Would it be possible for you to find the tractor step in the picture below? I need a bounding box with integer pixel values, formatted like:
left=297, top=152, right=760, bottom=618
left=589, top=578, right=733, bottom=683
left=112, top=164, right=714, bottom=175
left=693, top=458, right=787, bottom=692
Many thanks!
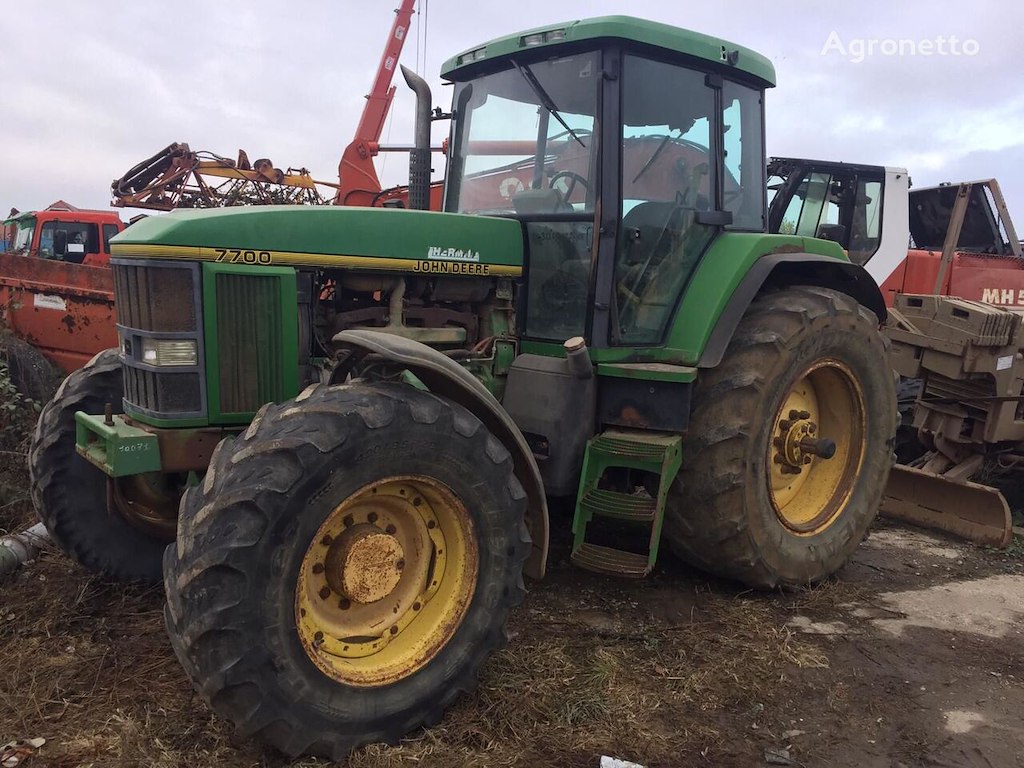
left=572, top=542, right=651, bottom=578
left=579, top=488, right=657, bottom=522
left=571, top=429, right=683, bottom=578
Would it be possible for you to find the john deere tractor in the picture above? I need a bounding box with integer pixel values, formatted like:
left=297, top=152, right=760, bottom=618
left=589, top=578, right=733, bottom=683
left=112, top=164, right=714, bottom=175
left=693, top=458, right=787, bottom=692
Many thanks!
left=30, top=16, right=896, bottom=758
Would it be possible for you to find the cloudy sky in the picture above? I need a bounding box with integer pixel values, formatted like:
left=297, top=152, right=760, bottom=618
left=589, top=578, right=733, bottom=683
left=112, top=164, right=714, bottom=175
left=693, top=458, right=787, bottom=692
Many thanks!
left=2, top=0, right=1021, bottom=219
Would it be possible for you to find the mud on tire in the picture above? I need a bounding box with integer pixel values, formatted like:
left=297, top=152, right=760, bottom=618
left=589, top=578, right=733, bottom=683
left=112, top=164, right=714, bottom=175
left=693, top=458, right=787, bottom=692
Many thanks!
left=163, top=382, right=530, bottom=759
left=664, top=286, right=897, bottom=589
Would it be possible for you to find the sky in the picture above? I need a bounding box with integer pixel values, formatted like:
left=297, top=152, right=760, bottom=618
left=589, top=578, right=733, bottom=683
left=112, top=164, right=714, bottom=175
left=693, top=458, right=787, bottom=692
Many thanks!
left=1, top=0, right=1021, bottom=221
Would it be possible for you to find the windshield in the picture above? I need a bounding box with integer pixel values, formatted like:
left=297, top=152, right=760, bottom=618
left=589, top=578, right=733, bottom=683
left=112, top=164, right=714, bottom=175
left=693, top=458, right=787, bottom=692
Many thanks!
left=447, top=51, right=599, bottom=215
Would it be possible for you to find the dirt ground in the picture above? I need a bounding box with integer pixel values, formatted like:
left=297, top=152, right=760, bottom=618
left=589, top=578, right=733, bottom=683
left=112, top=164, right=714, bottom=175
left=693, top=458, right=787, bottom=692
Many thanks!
left=2, top=463, right=1022, bottom=768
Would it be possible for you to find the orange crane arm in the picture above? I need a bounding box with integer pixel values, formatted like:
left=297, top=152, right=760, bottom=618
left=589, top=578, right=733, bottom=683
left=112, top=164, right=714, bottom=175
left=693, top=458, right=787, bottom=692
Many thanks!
left=334, top=0, right=417, bottom=206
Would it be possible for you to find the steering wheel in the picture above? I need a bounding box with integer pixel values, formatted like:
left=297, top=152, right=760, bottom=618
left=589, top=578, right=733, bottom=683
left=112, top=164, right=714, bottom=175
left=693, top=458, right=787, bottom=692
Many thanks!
left=548, top=171, right=591, bottom=201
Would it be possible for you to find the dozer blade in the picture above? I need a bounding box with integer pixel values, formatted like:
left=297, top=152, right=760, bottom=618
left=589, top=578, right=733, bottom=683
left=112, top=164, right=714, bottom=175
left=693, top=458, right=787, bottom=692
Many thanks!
left=880, top=464, right=1013, bottom=548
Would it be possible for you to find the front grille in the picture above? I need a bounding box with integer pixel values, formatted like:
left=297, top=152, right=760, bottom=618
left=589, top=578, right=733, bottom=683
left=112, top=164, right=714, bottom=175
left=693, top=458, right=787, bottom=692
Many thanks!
left=124, top=367, right=203, bottom=414
left=112, top=259, right=205, bottom=419
left=215, top=272, right=285, bottom=414
left=113, top=262, right=197, bottom=332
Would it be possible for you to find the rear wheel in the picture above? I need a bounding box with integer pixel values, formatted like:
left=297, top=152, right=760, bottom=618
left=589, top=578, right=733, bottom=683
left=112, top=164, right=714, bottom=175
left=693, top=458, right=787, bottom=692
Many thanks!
left=664, top=286, right=896, bottom=588
left=29, top=349, right=175, bottom=582
left=163, top=382, right=529, bottom=759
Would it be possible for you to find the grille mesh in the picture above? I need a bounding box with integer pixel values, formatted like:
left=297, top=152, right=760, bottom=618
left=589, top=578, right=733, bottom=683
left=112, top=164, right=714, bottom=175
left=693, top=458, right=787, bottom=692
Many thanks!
left=215, top=273, right=284, bottom=414
left=113, top=263, right=196, bottom=332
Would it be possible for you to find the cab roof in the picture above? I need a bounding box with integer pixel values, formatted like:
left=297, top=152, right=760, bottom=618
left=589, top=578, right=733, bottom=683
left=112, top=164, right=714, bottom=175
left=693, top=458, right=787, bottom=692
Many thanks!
left=441, top=15, right=775, bottom=87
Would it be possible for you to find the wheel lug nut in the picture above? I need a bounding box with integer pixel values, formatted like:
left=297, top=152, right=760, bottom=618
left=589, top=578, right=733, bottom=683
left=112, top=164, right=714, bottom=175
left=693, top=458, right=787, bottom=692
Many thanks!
left=779, top=419, right=793, bottom=431
left=319, top=586, right=331, bottom=600
left=368, top=512, right=378, bottom=523
left=313, top=631, right=324, bottom=646
left=339, top=598, right=351, bottom=610
left=385, top=524, right=397, bottom=535
left=413, top=602, right=421, bottom=611
left=389, top=625, right=399, bottom=635
left=772, top=437, right=785, bottom=449
left=342, top=515, right=354, bottom=528
left=312, top=563, right=325, bottom=574
left=321, top=534, right=333, bottom=546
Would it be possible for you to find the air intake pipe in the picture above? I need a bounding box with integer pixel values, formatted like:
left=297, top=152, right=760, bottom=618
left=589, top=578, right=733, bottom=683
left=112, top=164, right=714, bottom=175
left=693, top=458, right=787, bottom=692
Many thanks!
left=401, top=65, right=432, bottom=211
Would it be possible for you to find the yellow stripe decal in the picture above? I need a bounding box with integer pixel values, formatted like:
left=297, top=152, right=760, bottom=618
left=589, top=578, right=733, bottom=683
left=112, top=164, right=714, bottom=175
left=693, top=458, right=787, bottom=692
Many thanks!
left=110, top=243, right=522, bottom=277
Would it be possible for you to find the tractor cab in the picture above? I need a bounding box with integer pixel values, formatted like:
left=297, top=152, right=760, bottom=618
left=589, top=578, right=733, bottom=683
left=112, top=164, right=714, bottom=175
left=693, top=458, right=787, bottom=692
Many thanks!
left=766, top=157, right=910, bottom=291
left=441, top=18, right=773, bottom=348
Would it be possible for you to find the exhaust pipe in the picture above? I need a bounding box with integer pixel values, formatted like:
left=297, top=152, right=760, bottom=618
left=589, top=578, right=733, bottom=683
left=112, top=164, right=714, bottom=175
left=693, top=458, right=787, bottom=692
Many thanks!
left=401, top=65, right=432, bottom=211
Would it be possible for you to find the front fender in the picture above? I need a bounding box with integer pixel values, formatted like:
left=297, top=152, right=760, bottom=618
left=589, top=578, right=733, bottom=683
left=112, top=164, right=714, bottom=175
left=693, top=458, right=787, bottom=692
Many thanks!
left=332, top=329, right=549, bottom=579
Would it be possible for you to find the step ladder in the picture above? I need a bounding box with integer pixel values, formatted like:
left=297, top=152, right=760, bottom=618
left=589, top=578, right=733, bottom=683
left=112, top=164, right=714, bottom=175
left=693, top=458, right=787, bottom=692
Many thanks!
left=570, top=429, right=683, bottom=578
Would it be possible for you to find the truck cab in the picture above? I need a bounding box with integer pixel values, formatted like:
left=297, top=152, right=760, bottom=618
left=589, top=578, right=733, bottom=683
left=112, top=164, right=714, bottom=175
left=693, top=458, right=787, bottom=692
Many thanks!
left=3, top=203, right=124, bottom=266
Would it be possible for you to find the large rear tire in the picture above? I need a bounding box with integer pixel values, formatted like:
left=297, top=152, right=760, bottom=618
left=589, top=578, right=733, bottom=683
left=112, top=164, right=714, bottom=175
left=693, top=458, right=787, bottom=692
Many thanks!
left=664, top=286, right=896, bottom=588
left=29, top=349, right=171, bottom=582
left=163, top=382, right=530, bottom=759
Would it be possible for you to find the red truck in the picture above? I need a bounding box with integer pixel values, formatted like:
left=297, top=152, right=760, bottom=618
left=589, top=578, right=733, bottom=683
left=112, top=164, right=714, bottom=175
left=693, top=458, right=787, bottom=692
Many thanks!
left=0, top=203, right=124, bottom=397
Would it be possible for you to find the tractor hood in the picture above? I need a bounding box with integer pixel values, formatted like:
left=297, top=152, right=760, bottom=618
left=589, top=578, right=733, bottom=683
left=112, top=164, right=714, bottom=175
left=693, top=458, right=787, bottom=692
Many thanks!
left=110, top=206, right=524, bottom=277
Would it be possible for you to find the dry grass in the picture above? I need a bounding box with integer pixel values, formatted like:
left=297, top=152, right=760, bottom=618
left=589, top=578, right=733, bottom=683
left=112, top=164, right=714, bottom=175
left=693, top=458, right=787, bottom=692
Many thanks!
left=0, top=547, right=841, bottom=768
left=0, top=352, right=42, bottom=536
left=0, top=379, right=847, bottom=768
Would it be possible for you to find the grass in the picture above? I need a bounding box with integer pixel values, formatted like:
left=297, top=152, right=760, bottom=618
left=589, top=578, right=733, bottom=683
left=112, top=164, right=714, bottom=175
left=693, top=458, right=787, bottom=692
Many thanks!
left=0, top=545, right=842, bottom=768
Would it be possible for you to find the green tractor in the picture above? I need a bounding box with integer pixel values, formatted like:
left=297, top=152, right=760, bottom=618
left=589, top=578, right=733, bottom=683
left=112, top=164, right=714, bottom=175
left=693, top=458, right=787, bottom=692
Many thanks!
left=30, top=16, right=896, bottom=758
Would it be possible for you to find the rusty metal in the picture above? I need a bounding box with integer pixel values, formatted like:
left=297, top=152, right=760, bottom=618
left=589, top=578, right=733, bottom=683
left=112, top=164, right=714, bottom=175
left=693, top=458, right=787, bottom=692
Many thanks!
left=142, top=422, right=232, bottom=473
left=109, top=474, right=179, bottom=540
left=111, top=143, right=338, bottom=211
left=880, top=464, right=1013, bottom=548
left=0, top=249, right=116, bottom=374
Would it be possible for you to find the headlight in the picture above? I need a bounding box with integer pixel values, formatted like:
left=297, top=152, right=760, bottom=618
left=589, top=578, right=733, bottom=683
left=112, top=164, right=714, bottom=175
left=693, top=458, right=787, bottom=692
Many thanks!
left=140, top=338, right=198, bottom=367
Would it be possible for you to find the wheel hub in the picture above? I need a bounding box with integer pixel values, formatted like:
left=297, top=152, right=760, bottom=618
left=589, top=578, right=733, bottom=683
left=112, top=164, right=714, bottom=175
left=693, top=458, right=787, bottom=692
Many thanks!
left=295, top=476, right=478, bottom=687
left=325, top=524, right=405, bottom=604
left=766, top=361, right=866, bottom=535
left=773, top=410, right=837, bottom=474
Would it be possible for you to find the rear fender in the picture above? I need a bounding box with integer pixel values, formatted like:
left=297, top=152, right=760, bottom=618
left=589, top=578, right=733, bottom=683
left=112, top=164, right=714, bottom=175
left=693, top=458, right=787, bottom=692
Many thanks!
left=698, top=253, right=887, bottom=368
left=332, top=329, right=549, bottom=579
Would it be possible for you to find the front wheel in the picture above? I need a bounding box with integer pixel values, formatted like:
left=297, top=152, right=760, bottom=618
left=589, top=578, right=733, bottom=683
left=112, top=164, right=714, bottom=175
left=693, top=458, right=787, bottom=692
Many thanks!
left=29, top=349, right=174, bottom=582
left=163, top=382, right=530, bottom=759
left=664, top=286, right=896, bottom=588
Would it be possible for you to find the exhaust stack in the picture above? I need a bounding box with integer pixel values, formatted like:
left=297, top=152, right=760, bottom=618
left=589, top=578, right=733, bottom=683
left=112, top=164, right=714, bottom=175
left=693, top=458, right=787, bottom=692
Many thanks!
left=401, top=65, right=432, bottom=211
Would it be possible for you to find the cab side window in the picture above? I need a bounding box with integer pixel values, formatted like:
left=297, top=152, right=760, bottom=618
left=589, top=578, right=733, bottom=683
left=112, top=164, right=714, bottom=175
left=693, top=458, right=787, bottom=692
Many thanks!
left=102, top=224, right=120, bottom=253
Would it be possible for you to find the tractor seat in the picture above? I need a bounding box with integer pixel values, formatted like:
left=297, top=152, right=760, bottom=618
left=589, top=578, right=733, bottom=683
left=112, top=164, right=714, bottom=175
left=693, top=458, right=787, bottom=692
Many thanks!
left=620, top=201, right=686, bottom=268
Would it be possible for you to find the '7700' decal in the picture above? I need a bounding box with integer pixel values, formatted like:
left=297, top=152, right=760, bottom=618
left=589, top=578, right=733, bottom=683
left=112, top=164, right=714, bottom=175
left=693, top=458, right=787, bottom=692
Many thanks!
left=214, top=248, right=273, bottom=264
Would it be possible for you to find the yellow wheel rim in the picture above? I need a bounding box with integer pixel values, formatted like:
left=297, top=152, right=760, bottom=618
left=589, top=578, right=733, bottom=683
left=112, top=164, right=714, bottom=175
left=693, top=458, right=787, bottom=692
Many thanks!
left=295, top=475, right=478, bottom=687
left=767, top=360, right=866, bottom=535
